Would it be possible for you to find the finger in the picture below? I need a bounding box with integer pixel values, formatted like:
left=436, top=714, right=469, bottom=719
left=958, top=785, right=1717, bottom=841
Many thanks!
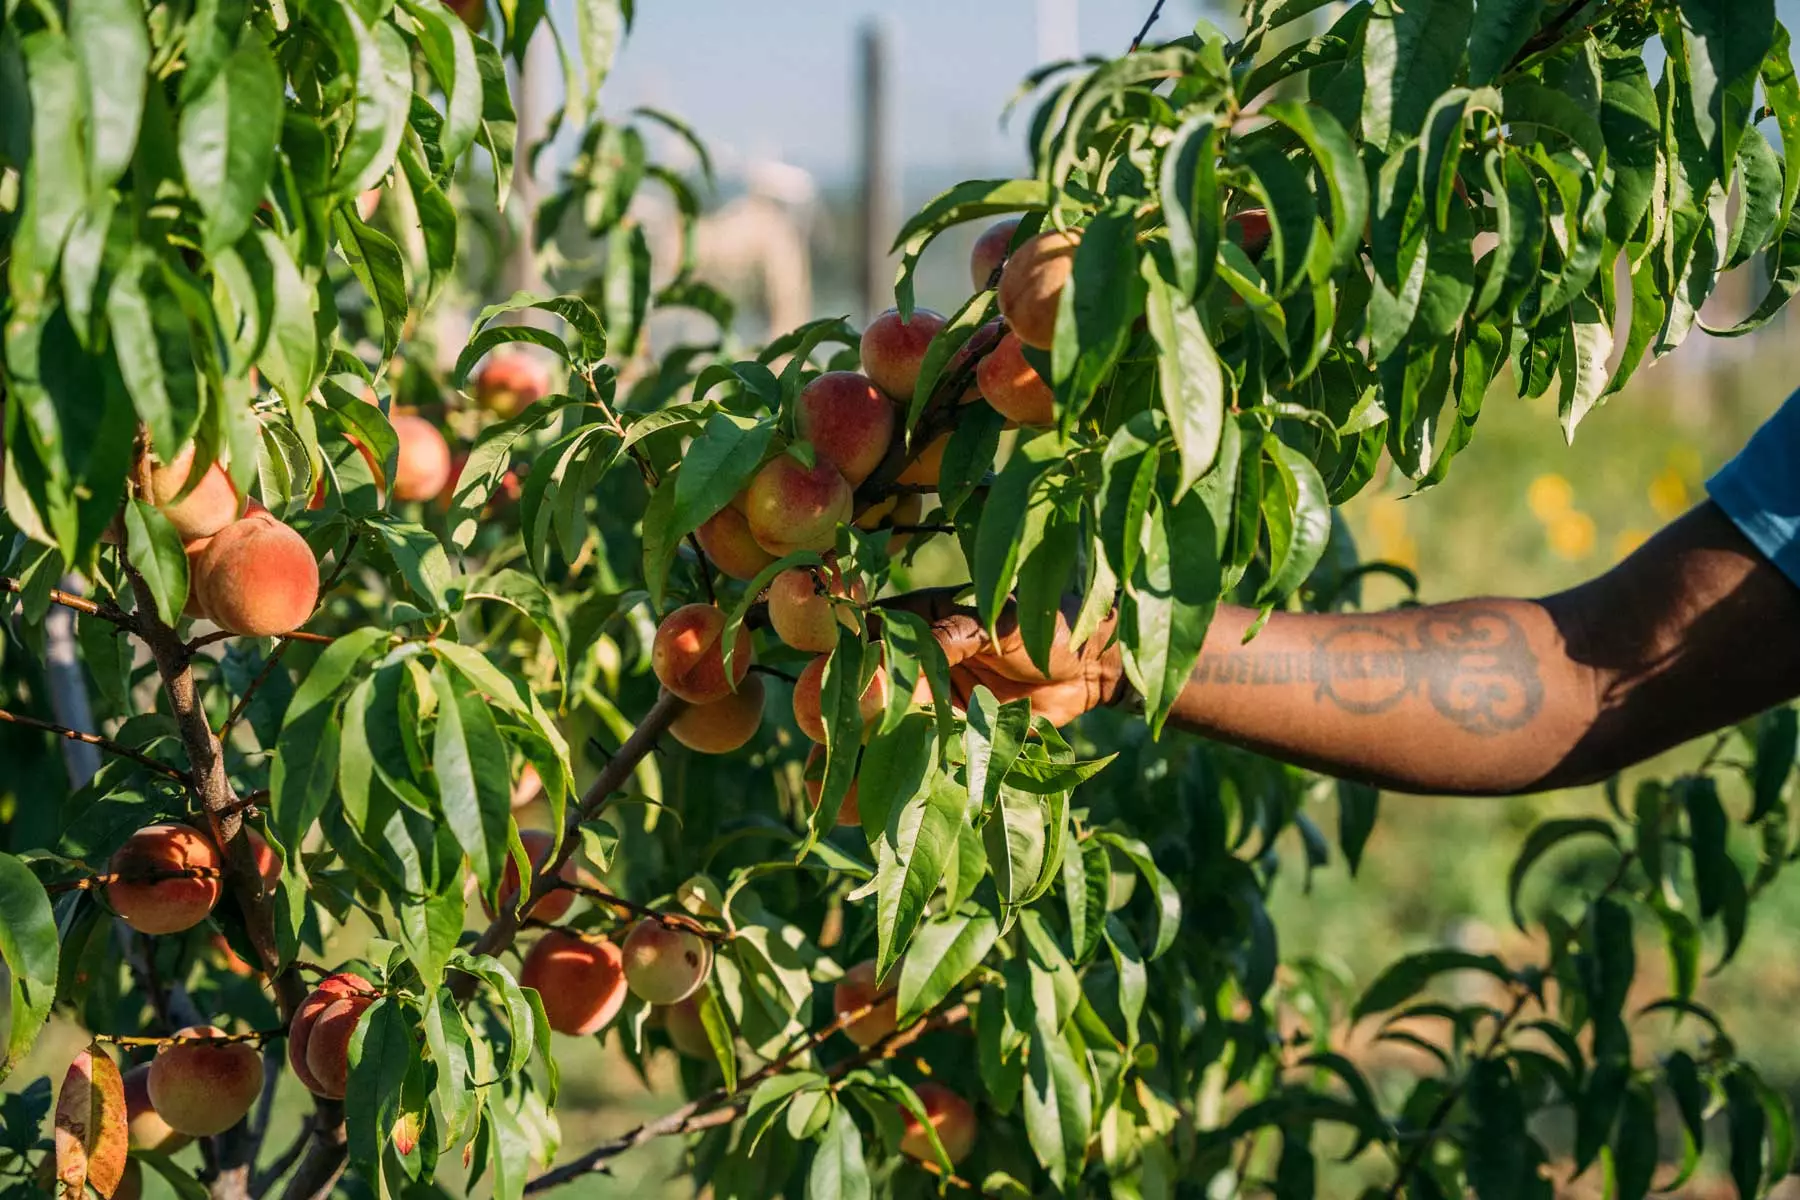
left=929, top=611, right=989, bottom=671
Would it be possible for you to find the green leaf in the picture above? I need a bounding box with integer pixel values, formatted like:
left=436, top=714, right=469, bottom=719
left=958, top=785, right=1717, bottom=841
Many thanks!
left=1258, top=439, right=1331, bottom=605
left=432, top=662, right=520, bottom=903
left=1680, top=776, right=1731, bottom=919
left=0, top=855, right=58, bottom=1080
left=1049, top=205, right=1142, bottom=420
left=897, top=910, right=997, bottom=1025
left=971, top=431, right=1065, bottom=630
left=1092, top=832, right=1180, bottom=960
left=400, top=0, right=481, bottom=170
left=855, top=711, right=935, bottom=844
left=1119, top=487, right=1219, bottom=736
left=1752, top=707, right=1796, bottom=821
left=1725, top=1067, right=1770, bottom=1200
left=399, top=144, right=460, bottom=311
left=1468, top=0, right=1542, bottom=85
left=1678, top=0, right=1776, bottom=178
left=807, top=1101, right=870, bottom=1200
left=984, top=787, right=1048, bottom=908
left=121, top=500, right=188, bottom=625
left=332, top=209, right=408, bottom=363
left=1506, top=818, right=1619, bottom=930
left=1062, top=837, right=1109, bottom=964
left=1351, top=949, right=1512, bottom=1021
left=271, top=627, right=386, bottom=847
left=345, top=997, right=414, bottom=1171
left=69, top=0, right=149, bottom=193
left=875, top=772, right=967, bottom=977
left=1361, top=0, right=1472, bottom=150
left=1265, top=101, right=1367, bottom=270
left=1141, top=260, right=1224, bottom=496
left=669, top=413, right=774, bottom=543
left=474, top=35, right=518, bottom=209
left=1160, top=114, right=1221, bottom=298
left=888, top=178, right=1056, bottom=316
left=179, top=35, right=282, bottom=250
left=965, top=688, right=1031, bottom=819
left=1023, top=1018, right=1091, bottom=1188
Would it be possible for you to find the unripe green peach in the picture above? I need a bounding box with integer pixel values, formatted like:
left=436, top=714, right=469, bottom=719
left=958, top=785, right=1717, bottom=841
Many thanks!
left=695, top=505, right=778, bottom=582
left=998, top=229, right=1081, bottom=350
left=899, top=1082, right=977, bottom=1165
left=390, top=414, right=453, bottom=502
left=147, top=1027, right=263, bottom=1137
left=803, top=744, right=861, bottom=828
left=975, top=332, right=1055, bottom=426
left=767, top=565, right=863, bottom=653
left=659, top=996, right=715, bottom=1060
left=149, top=444, right=244, bottom=539
left=794, top=371, right=894, bottom=486
left=106, top=824, right=222, bottom=935
left=669, top=672, right=765, bottom=754
left=651, top=603, right=753, bottom=704
left=860, top=308, right=946, bottom=403
left=124, top=1064, right=190, bottom=1154
left=194, top=511, right=320, bottom=637
left=745, top=456, right=853, bottom=557
left=792, top=654, right=889, bottom=744
left=832, top=959, right=897, bottom=1047
left=621, top=918, right=713, bottom=1005
left=288, top=972, right=375, bottom=1096
left=970, top=217, right=1023, bottom=289
left=520, top=930, right=627, bottom=1036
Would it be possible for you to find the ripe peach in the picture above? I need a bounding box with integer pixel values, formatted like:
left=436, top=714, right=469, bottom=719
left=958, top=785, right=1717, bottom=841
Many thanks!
left=651, top=604, right=753, bottom=704
left=474, top=350, right=549, bottom=417
left=304, top=994, right=373, bottom=1099
left=1228, top=208, right=1272, bottom=261
left=183, top=535, right=213, bottom=619
left=659, top=996, right=715, bottom=1060
left=123, top=1064, right=190, bottom=1154
left=146, top=1027, right=263, bottom=1137
left=444, top=0, right=484, bottom=32
left=490, top=827, right=578, bottom=922
left=106, top=824, right=222, bottom=935
left=669, top=672, right=765, bottom=754
left=621, top=918, right=713, bottom=1005
left=149, top=444, right=244, bottom=539
left=856, top=493, right=926, bottom=554
left=998, top=229, right=1081, bottom=350
left=792, top=654, right=889, bottom=743
left=767, top=566, right=863, bottom=653
left=895, top=434, right=949, bottom=489
left=695, top=505, right=778, bottom=582
left=970, top=218, right=1023, bottom=289
left=860, top=308, right=946, bottom=404
left=803, top=745, right=861, bottom=828
left=833, top=960, right=897, bottom=1047
left=355, top=189, right=381, bottom=221
left=390, top=414, right=452, bottom=502
left=795, top=372, right=894, bottom=486
left=194, top=512, right=320, bottom=637
left=900, top=1082, right=977, bottom=1165
left=745, top=456, right=852, bottom=557
left=975, top=332, right=1055, bottom=426
left=289, top=973, right=375, bottom=1096
left=520, top=930, right=627, bottom=1035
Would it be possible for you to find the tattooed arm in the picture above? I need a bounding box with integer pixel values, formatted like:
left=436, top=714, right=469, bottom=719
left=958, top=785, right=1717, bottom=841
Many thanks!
left=888, top=503, right=1800, bottom=795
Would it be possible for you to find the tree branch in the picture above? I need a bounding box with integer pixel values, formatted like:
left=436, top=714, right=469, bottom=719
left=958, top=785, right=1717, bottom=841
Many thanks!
left=0, top=708, right=192, bottom=784
left=537, top=883, right=733, bottom=943
left=0, top=575, right=136, bottom=628
left=1129, top=0, right=1167, bottom=52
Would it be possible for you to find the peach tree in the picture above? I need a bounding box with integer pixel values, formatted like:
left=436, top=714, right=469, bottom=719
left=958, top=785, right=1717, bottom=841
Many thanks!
left=2, top=0, right=1799, bottom=1198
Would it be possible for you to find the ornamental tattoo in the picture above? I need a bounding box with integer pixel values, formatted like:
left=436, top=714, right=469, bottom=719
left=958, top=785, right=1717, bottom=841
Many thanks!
left=1189, top=607, right=1544, bottom=736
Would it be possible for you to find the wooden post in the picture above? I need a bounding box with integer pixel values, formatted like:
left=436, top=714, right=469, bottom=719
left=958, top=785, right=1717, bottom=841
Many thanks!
left=857, top=21, right=894, bottom=322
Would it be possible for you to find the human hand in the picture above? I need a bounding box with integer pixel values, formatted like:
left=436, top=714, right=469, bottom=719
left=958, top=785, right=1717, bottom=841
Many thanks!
left=879, top=588, right=1126, bottom=727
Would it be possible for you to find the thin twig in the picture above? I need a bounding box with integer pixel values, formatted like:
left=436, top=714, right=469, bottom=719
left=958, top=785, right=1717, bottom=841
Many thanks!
left=91, top=1027, right=283, bottom=1047
left=0, top=575, right=136, bottom=629
left=1129, top=0, right=1167, bottom=52
left=47, top=866, right=224, bottom=895
left=541, top=882, right=733, bottom=943
left=747, top=663, right=800, bottom=685
left=0, top=708, right=193, bottom=784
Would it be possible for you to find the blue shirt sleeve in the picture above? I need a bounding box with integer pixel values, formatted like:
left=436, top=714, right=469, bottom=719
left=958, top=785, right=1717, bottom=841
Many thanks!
left=1707, top=390, right=1800, bottom=588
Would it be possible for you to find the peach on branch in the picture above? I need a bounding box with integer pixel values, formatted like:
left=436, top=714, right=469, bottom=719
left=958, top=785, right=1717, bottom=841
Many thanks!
left=621, top=918, right=713, bottom=1005
left=106, top=824, right=222, bottom=935
left=975, top=332, right=1055, bottom=427
left=182, top=535, right=213, bottom=619
left=1227, top=208, right=1272, bottom=261
left=193, top=511, right=321, bottom=637
left=659, top=996, right=716, bottom=1060
left=744, top=455, right=852, bottom=557
left=288, top=972, right=375, bottom=1096
left=123, top=1064, right=190, bottom=1154
left=794, top=371, right=894, bottom=486
left=304, top=994, right=374, bottom=1100
left=899, top=1082, right=977, bottom=1165
left=390, top=414, right=453, bottom=502
left=489, top=827, right=579, bottom=922
left=895, top=434, right=949, bottom=489
left=520, top=930, right=627, bottom=1035
left=803, top=745, right=861, bottom=828
left=832, top=959, right=897, bottom=1047
left=669, top=672, right=766, bottom=754
left=970, top=217, right=1023, bottom=289
left=767, top=565, right=864, bottom=654
left=474, top=350, right=550, bottom=416
left=148, top=444, right=244, bottom=540
left=694, top=505, right=778, bottom=582
left=998, top=228, right=1081, bottom=350
left=860, top=308, right=946, bottom=403
left=792, top=654, right=889, bottom=744
left=146, top=1027, right=263, bottom=1137
left=651, top=603, right=753, bottom=704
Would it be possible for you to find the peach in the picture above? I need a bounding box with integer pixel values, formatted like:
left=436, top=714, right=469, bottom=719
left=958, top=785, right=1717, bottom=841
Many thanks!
left=304, top=994, right=373, bottom=1099
left=520, top=930, right=627, bottom=1035
left=975, top=332, right=1055, bottom=426
left=355, top=189, right=381, bottom=221
left=474, top=350, right=549, bottom=417
left=895, top=434, right=948, bottom=489
left=183, top=535, right=213, bottom=619
left=621, top=918, right=713, bottom=1005
left=695, top=505, right=778, bottom=582
left=148, top=444, right=243, bottom=539
left=795, top=372, right=894, bottom=486
left=288, top=972, right=375, bottom=1096
left=1228, top=208, right=1272, bottom=261
left=218, top=825, right=283, bottom=896
left=767, top=566, right=864, bottom=653
left=123, top=1064, right=190, bottom=1154
left=860, top=308, right=946, bottom=404
left=106, top=824, right=222, bottom=935
left=998, top=229, right=1080, bottom=350
left=194, top=512, right=320, bottom=637
left=856, top=493, right=926, bottom=554
left=490, top=827, right=578, bottom=922
left=744, top=456, right=852, bottom=557
left=970, top=218, right=1023, bottom=289
left=443, top=0, right=484, bottom=31
left=669, top=672, right=765, bottom=754
left=792, top=654, right=889, bottom=744
left=146, top=1027, right=263, bottom=1137
left=651, top=604, right=753, bottom=704
left=659, top=996, right=715, bottom=1060
left=803, top=744, right=861, bottom=828
left=390, top=414, right=452, bottom=502
left=833, top=960, right=898, bottom=1047
left=900, top=1082, right=977, bottom=1165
